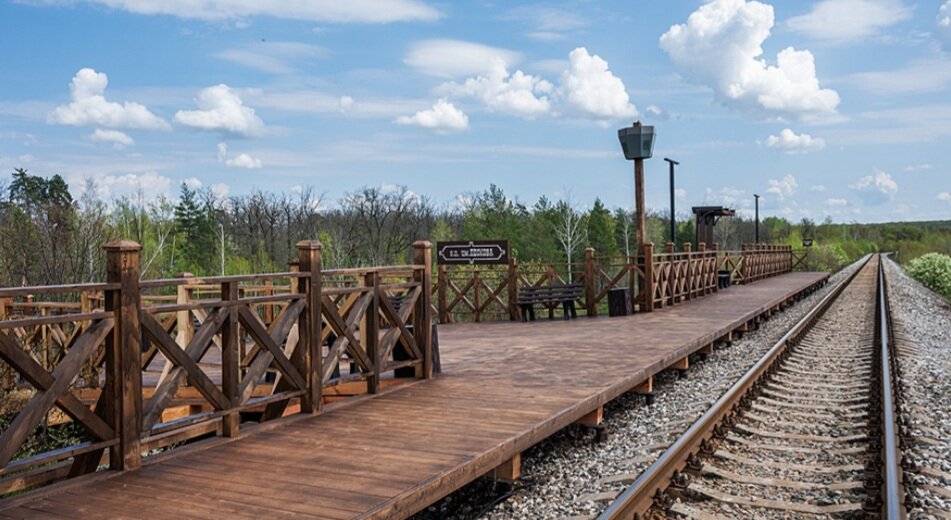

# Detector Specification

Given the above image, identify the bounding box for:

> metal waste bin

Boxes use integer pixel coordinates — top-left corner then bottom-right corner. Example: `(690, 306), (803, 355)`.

(607, 287), (632, 317)
(718, 270), (732, 289)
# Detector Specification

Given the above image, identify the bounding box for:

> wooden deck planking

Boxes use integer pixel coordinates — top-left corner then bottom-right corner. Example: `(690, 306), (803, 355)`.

(0, 272), (827, 520)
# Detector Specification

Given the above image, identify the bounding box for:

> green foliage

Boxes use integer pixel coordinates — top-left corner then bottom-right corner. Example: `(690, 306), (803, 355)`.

(906, 253), (951, 300)
(587, 198), (617, 257)
(172, 183), (220, 274)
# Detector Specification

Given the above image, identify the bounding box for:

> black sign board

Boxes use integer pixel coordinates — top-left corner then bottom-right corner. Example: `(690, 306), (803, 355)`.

(436, 240), (509, 265)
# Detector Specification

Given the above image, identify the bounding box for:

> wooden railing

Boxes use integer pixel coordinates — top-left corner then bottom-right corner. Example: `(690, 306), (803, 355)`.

(0, 239), (433, 496)
(437, 243), (796, 322)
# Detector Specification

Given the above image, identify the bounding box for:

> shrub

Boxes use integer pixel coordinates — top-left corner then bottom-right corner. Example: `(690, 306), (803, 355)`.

(906, 252), (951, 300)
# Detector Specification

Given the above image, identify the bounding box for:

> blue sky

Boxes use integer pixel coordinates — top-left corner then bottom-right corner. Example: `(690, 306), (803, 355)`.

(1, 0), (950, 223)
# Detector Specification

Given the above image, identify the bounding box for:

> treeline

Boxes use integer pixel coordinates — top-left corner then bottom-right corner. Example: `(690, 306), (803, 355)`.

(2, 168), (948, 286)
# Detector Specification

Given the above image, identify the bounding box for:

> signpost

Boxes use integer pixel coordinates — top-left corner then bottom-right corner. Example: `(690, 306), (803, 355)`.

(436, 240), (509, 265)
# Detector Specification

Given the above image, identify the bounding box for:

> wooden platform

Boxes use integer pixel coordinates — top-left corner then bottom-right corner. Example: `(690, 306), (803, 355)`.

(0, 272), (828, 520)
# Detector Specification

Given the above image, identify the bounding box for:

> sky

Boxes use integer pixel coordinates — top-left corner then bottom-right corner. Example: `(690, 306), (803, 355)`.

(1, 0), (950, 223)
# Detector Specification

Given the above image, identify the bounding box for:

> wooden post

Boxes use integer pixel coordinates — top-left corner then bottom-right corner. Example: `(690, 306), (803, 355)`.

(263, 279), (274, 325)
(641, 242), (654, 313)
(698, 243), (708, 294)
(364, 270), (379, 394)
(473, 270), (482, 322)
(103, 240), (142, 471)
(507, 258), (518, 322)
(635, 157), (646, 254)
(683, 242), (693, 300)
(583, 247), (597, 317)
(297, 240), (322, 413)
(220, 280), (239, 437)
(437, 264), (449, 324)
(413, 241), (434, 379)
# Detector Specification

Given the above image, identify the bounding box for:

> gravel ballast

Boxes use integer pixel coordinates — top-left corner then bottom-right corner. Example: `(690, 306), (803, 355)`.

(413, 259), (867, 520)
(884, 257), (951, 519)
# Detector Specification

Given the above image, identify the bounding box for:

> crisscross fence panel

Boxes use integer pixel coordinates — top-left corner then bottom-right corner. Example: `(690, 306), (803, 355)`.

(0, 239), (434, 497)
(435, 242), (796, 322)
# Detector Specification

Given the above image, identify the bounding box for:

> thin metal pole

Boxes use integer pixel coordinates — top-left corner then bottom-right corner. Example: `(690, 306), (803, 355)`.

(664, 158), (678, 244)
(754, 194), (760, 243)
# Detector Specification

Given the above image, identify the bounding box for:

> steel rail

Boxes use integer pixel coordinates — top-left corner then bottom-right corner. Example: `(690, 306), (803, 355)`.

(878, 256), (906, 519)
(599, 254), (873, 520)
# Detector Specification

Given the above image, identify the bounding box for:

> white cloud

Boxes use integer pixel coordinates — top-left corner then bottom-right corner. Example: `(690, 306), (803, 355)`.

(217, 142), (262, 169)
(764, 128), (826, 154)
(659, 0), (840, 119)
(766, 174), (798, 200)
(175, 84), (264, 136)
(558, 48), (637, 121)
(940, 2), (951, 50)
(850, 169), (898, 205)
(704, 186), (748, 207)
(404, 40), (521, 78)
(395, 99), (469, 133)
(214, 42), (328, 74)
(88, 128), (135, 149)
(645, 104), (669, 120)
(848, 58), (951, 94)
(75, 171), (173, 200)
(439, 59), (553, 118)
(437, 47), (636, 122)
(67, 0), (440, 23)
(210, 182), (231, 199)
(810, 184), (827, 192)
(904, 163), (933, 172)
(503, 6), (586, 40)
(49, 68), (169, 130)
(226, 153), (262, 169)
(937, 192), (951, 203)
(675, 188), (686, 200)
(825, 197), (848, 206)
(787, 0), (912, 43)
(183, 177), (203, 189)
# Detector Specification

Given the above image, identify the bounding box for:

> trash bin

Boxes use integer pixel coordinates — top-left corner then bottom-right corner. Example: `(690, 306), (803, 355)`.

(718, 270), (732, 289)
(607, 287), (632, 317)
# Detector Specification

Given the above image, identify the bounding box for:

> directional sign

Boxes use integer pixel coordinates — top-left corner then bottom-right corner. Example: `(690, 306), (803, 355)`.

(436, 240), (509, 265)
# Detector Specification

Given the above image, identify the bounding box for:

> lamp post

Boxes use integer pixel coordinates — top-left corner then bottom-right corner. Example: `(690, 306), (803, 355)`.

(617, 122), (656, 254)
(664, 158), (679, 244)
(753, 194), (761, 243)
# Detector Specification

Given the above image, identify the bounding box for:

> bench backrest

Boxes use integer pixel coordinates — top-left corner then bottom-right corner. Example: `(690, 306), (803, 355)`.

(517, 283), (582, 302)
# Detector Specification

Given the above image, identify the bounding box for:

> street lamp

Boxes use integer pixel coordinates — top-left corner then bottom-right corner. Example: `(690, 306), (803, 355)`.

(753, 194), (761, 243)
(617, 122), (655, 254)
(664, 158), (679, 244)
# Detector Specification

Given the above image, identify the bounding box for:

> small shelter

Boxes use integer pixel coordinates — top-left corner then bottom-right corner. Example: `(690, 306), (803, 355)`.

(692, 206), (736, 246)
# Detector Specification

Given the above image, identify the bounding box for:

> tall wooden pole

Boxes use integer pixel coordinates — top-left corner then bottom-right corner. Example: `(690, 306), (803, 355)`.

(635, 158), (646, 254)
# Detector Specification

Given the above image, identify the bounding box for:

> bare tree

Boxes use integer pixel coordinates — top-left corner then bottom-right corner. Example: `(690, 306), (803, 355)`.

(553, 196), (585, 281)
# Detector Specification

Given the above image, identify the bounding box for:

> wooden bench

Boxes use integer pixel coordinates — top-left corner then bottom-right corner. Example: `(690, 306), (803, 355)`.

(517, 283), (582, 322)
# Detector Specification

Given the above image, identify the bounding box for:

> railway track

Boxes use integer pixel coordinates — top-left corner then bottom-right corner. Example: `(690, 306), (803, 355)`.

(599, 254), (907, 519)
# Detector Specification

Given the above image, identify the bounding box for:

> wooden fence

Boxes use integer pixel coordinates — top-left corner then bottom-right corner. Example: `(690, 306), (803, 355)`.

(0, 239), (433, 496)
(436, 243), (796, 322)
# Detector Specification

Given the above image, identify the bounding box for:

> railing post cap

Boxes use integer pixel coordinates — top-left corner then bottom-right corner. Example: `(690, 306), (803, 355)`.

(102, 239), (142, 252)
(413, 240), (433, 249)
(295, 240), (323, 251)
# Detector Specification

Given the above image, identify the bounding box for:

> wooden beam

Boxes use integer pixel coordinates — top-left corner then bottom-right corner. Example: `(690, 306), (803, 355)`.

(575, 406), (603, 427)
(493, 454), (521, 482)
(699, 343), (714, 354)
(671, 356), (689, 371)
(630, 376), (653, 395)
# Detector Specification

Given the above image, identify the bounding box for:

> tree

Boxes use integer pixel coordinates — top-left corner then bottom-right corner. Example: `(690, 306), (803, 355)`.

(173, 184), (218, 274)
(553, 197), (585, 279)
(586, 198), (618, 257)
